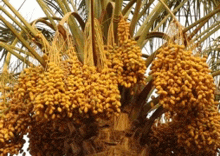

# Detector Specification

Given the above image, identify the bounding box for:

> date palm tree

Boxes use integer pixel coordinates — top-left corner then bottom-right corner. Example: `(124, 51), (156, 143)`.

(0, 0), (220, 155)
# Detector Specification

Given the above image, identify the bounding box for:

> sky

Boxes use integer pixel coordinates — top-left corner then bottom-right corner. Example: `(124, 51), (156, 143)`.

(6, 0), (45, 22)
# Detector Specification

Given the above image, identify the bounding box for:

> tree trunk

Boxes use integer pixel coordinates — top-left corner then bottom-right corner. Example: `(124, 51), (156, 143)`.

(88, 112), (149, 156)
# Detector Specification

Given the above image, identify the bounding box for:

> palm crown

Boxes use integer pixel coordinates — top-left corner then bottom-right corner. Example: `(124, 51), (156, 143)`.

(0, 0), (220, 155)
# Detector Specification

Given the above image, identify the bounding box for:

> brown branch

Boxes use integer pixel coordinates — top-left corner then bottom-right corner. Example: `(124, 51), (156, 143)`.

(140, 97), (159, 119)
(139, 105), (165, 146)
(130, 80), (153, 121)
(142, 54), (149, 58)
(212, 70), (220, 77)
(135, 32), (171, 41)
(130, 0), (142, 37)
(122, 0), (136, 15)
(91, 0), (97, 66)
